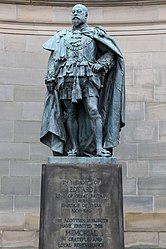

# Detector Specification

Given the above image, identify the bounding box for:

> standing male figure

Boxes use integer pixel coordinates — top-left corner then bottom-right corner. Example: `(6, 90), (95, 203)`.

(40, 4), (125, 157)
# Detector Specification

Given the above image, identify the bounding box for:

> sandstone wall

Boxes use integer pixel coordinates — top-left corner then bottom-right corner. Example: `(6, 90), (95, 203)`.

(0, 3), (166, 248)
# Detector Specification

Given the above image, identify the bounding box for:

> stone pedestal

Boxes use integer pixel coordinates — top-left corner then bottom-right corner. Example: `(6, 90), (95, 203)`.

(39, 157), (124, 249)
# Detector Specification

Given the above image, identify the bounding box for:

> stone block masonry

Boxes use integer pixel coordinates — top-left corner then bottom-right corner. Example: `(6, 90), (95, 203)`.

(0, 2), (166, 249)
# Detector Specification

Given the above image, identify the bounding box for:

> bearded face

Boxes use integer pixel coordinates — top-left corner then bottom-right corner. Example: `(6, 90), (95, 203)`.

(72, 5), (87, 28)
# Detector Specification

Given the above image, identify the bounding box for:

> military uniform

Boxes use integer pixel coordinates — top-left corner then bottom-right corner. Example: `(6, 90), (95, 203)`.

(45, 25), (114, 103)
(40, 25), (125, 155)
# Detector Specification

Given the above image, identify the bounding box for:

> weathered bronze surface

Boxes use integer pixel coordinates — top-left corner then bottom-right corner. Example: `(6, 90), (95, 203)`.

(40, 4), (125, 157)
(39, 158), (124, 249)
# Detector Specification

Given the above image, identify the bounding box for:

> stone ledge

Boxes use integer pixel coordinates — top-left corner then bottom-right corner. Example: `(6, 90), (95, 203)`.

(1, 21), (166, 37)
(0, 0), (166, 6)
(47, 156), (117, 164)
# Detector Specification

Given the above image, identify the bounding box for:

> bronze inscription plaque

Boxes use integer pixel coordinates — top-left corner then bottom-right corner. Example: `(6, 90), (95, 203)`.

(39, 160), (124, 249)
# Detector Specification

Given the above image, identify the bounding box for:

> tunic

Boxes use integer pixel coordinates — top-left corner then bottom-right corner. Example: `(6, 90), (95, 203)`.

(45, 26), (114, 102)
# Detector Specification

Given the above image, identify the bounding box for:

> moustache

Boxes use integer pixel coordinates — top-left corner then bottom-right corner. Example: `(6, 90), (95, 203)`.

(72, 16), (80, 20)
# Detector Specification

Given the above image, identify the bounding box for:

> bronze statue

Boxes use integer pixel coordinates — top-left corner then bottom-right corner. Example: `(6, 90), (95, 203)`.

(40, 4), (125, 157)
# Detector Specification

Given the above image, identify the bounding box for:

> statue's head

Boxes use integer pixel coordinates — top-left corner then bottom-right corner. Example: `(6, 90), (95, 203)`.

(72, 4), (88, 27)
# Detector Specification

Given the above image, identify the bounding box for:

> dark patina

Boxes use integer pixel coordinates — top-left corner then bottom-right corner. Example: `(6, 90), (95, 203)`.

(40, 4), (125, 157)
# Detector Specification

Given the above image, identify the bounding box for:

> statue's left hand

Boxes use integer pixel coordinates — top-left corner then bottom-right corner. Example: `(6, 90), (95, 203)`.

(92, 63), (103, 74)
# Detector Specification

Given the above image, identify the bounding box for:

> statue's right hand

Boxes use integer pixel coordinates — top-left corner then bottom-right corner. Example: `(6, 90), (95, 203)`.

(46, 81), (55, 94)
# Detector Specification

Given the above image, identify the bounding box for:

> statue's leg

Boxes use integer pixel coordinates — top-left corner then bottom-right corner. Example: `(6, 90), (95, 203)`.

(83, 96), (111, 157)
(63, 100), (78, 156)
